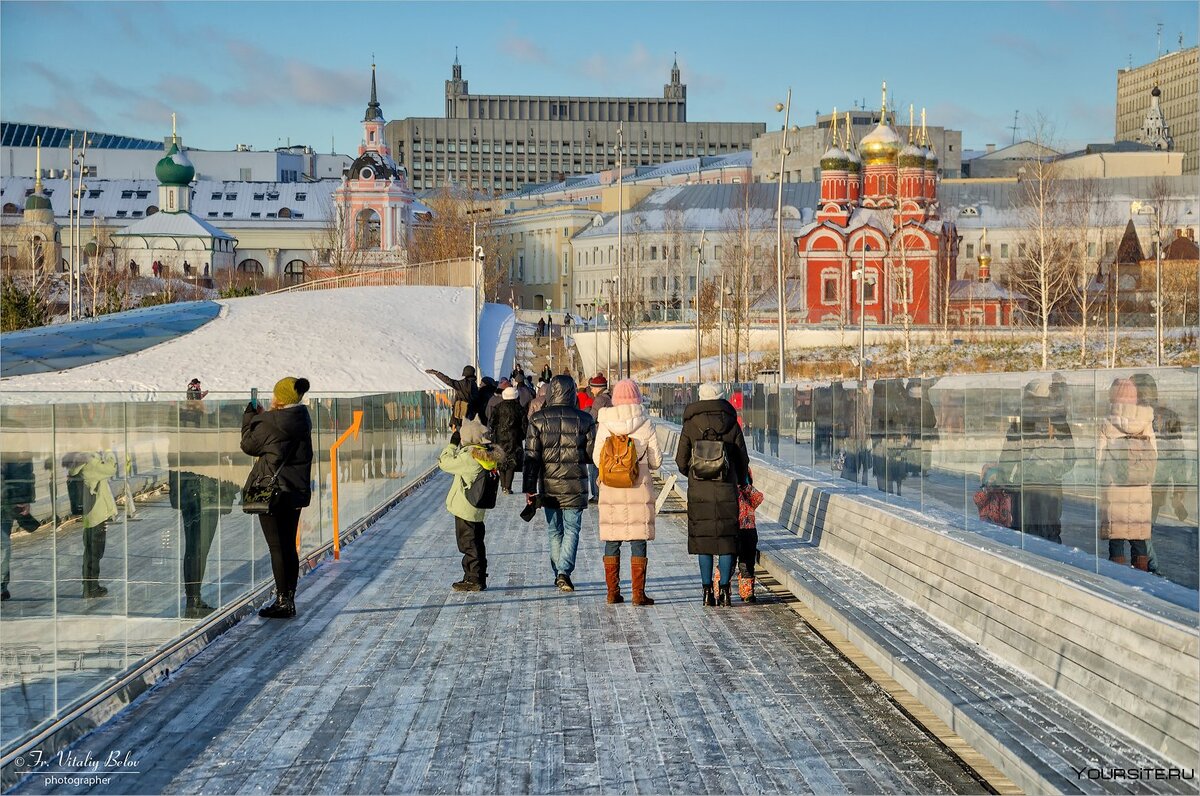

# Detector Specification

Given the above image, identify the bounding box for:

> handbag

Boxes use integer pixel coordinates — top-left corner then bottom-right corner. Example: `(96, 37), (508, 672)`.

(242, 438), (299, 515)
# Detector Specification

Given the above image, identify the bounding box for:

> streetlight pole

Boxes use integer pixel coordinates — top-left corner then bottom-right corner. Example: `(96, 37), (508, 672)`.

(67, 135), (76, 321)
(852, 241), (868, 382)
(615, 125), (625, 380)
(719, 273), (727, 383)
(694, 229), (707, 382)
(775, 89), (792, 384)
(1132, 201), (1164, 367)
(471, 221), (482, 376)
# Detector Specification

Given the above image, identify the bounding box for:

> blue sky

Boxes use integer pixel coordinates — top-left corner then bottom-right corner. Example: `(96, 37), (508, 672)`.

(1, 1), (1195, 155)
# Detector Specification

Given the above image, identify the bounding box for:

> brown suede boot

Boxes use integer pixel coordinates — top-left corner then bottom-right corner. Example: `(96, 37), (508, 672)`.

(1110, 555), (1128, 565)
(603, 556), (624, 604)
(1132, 555), (1150, 571)
(631, 556), (654, 606)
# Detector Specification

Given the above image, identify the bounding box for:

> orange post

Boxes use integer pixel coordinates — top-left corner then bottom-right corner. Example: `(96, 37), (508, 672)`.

(329, 410), (364, 560)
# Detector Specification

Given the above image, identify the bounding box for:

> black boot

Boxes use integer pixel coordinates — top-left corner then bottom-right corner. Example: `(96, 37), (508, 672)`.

(718, 584), (732, 606)
(258, 590), (295, 618)
(702, 585), (715, 606)
(185, 595), (214, 619)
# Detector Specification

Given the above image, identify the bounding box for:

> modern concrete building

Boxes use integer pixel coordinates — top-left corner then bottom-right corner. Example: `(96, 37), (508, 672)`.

(751, 109), (963, 183)
(386, 55), (765, 194)
(1, 122), (352, 183)
(1116, 46), (1198, 174)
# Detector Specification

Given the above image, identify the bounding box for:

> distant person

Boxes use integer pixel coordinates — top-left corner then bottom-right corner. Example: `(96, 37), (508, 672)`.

(1132, 373), (1188, 575)
(486, 378), (511, 419)
(586, 373), (612, 501)
(524, 375), (596, 592)
(186, 378), (209, 401)
(539, 363), (554, 384)
(563, 312), (573, 330)
(999, 377), (1074, 543)
(438, 418), (503, 591)
(489, 386), (527, 495)
(475, 376), (499, 424)
(593, 379), (661, 606)
(1, 451), (41, 601)
(536, 318), (546, 338)
(426, 365), (480, 426)
(66, 450), (119, 599)
(1098, 378), (1157, 570)
(675, 383), (750, 607)
(528, 381), (550, 417)
(170, 461), (237, 619)
(736, 468), (764, 603)
(241, 377), (314, 618)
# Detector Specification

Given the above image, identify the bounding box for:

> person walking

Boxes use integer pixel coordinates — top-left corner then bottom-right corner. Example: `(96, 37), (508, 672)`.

(528, 380), (551, 417)
(524, 375), (596, 592)
(241, 377), (314, 618)
(536, 318), (546, 338)
(426, 365), (480, 425)
(586, 373), (612, 501)
(489, 386), (526, 494)
(594, 379), (661, 605)
(539, 363), (554, 384)
(486, 378), (511, 419)
(1098, 378), (1157, 570)
(1, 451), (39, 601)
(675, 383), (750, 606)
(438, 418), (502, 591)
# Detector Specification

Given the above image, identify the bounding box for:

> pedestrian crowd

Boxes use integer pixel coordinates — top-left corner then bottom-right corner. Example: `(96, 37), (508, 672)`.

(431, 360), (762, 607)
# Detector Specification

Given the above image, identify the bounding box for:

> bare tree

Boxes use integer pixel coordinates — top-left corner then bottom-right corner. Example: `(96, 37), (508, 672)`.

(719, 184), (772, 380)
(412, 187), (510, 297)
(1007, 116), (1075, 369)
(311, 199), (366, 277)
(1060, 178), (1114, 367)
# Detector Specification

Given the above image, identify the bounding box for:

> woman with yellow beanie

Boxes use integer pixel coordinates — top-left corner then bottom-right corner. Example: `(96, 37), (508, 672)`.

(241, 376), (313, 618)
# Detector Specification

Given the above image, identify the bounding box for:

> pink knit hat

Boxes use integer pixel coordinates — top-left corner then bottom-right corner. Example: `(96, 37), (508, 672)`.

(611, 379), (642, 406)
(1110, 378), (1138, 406)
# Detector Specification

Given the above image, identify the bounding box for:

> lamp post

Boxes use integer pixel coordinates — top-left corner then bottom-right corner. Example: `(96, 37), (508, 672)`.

(694, 229), (707, 382)
(615, 125), (625, 379)
(718, 275), (732, 383)
(1131, 201), (1163, 367)
(602, 278), (614, 380)
(774, 90), (792, 384)
(851, 241), (869, 382)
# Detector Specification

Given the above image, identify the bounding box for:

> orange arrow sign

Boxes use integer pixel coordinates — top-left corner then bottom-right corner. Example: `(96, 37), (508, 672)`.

(328, 409), (364, 560)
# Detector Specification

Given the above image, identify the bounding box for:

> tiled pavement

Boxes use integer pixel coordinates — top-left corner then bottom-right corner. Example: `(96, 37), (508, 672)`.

(15, 476), (987, 795)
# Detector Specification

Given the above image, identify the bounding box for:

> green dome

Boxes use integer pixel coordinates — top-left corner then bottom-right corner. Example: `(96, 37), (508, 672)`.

(845, 150), (861, 174)
(898, 143), (925, 168)
(924, 146), (939, 168)
(155, 141), (195, 186)
(24, 191), (52, 211)
(820, 145), (849, 171)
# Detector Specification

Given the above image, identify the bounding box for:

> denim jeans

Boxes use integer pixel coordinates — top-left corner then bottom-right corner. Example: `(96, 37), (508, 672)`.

(604, 539), (647, 557)
(698, 554), (734, 586)
(588, 464), (600, 500)
(544, 507), (583, 577)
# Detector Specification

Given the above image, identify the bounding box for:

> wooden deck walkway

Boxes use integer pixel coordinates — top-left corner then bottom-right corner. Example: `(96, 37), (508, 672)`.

(14, 475), (987, 795)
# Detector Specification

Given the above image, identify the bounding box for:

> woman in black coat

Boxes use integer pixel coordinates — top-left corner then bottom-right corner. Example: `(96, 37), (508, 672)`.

(675, 384), (751, 606)
(489, 387), (527, 494)
(241, 377), (314, 619)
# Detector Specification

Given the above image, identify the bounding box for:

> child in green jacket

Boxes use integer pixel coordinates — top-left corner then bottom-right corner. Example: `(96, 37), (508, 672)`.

(438, 418), (503, 591)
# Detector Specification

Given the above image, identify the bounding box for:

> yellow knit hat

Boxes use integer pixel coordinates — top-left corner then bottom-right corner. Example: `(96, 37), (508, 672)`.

(273, 377), (300, 406)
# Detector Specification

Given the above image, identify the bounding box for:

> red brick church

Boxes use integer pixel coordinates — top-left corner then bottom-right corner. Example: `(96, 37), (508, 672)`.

(793, 85), (959, 326)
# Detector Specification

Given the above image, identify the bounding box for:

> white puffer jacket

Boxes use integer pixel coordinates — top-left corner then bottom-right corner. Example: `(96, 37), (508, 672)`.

(593, 404), (662, 541)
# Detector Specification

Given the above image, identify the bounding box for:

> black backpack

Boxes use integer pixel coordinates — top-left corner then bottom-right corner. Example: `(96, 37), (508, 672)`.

(465, 467), (499, 509)
(67, 471), (96, 517)
(690, 428), (728, 481)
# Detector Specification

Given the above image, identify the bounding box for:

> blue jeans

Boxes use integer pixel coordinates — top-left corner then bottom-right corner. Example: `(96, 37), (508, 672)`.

(544, 507), (583, 577)
(604, 540), (647, 557)
(698, 554), (734, 586)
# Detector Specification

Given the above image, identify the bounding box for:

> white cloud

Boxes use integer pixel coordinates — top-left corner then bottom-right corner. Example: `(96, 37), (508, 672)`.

(500, 35), (550, 65)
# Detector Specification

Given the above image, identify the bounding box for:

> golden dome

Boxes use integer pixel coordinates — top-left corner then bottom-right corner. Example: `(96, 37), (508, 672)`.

(859, 122), (901, 166)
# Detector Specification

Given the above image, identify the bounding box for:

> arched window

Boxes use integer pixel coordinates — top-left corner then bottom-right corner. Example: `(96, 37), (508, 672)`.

(146, 205), (159, 216)
(2, 202), (19, 215)
(237, 259), (264, 274)
(278, 207), (292, 218)
(284, 259), (307, 284)
(355, 208), (382, 250)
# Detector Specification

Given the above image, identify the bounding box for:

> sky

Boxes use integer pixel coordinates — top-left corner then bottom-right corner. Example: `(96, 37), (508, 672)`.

(1, 1), (1196, 156)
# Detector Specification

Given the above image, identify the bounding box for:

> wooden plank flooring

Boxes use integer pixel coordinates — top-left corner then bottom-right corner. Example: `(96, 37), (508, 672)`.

(11, 476), (987, 795)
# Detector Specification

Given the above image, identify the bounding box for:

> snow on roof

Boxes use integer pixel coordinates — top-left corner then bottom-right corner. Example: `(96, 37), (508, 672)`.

(0, 286), (513, 400)
(112, 209), (235, 240)
(499, 151), (752, 200)
(948, 279), (1027, 302)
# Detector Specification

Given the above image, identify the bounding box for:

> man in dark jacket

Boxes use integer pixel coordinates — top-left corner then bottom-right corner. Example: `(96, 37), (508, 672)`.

(489, 387), (527, 494)
(675, 383), (751, 606)
(523, 375), (596, 592)
(474, 376), (499, 424)
(426, 366), (479, 425)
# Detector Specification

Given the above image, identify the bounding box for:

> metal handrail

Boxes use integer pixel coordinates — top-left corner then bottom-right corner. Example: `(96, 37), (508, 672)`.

(265, 258), (474, 295)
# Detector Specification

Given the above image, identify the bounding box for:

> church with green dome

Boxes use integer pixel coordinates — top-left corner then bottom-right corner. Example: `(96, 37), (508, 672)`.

(112, 125), (236, 277)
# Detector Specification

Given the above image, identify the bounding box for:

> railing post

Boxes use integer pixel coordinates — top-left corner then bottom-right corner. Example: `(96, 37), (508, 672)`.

(329, 410), (364, 560)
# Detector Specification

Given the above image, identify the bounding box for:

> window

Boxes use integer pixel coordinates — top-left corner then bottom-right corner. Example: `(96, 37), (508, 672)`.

(714, 245), (723, 259)
(651, 276), (659, 291)
(822, 274), (839, 303)
(1087, 242), (1097, 258)
(254, 193), (266, 201)
(251, 212), (261, 218)
(861, 272), (877, 304)
(211, 192), (222, 200)
(88, 189), (102, 199)
(650, 246), (657, 260)
(892, 269), (913, 304)
(1000, 243), (1009, 259)
(689, 276), (696, 290)
(121, 190), (134, 199)
(135, 190), (149, 199)
(115, 210), (127, 217)
(965, 243), (975, 259)
(295, 192), (307, 201)
(225, 193), (237, 201)
(208, 211), (218, 218)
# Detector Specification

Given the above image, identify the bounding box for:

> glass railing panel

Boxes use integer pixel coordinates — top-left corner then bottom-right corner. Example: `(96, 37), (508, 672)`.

(206, 396), (257, 614)
(0, 401), (58, 750)
(930, 375), (974, 528)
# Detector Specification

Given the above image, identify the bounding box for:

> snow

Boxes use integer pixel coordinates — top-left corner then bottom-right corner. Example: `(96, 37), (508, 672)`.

(0, 286), (515, 401)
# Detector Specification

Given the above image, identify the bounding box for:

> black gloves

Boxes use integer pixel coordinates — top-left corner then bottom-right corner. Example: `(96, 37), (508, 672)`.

(450, 430), (461, 446)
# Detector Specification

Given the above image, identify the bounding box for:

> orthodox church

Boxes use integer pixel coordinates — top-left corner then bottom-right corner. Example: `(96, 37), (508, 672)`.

(793, 84), (958, 326)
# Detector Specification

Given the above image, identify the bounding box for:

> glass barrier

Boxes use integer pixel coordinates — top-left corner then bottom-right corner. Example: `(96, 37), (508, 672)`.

(645, 367), (1199, 609)
(0, 390), (450, 754)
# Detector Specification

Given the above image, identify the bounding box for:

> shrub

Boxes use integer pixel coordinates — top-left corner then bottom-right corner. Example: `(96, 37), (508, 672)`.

(1, 276), (50, 331)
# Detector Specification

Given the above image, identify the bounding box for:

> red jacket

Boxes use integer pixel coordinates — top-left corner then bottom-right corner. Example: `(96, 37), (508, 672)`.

(576, 389), (594, 411)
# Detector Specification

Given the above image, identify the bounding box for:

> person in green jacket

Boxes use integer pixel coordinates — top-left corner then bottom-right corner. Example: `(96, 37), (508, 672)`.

(67, 451), (118, 598)
(438, 418), (503, 592)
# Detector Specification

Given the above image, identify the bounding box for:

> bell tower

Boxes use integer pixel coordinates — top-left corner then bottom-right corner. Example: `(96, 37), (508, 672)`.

(445, 48), (469, 118)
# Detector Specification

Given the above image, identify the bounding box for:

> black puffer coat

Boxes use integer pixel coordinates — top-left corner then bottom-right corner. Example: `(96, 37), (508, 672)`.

(522, 376), (596, 509)
(675, 399), (750, 555)
(241, 404), (314, 510)
(490, 398), (527, 468)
